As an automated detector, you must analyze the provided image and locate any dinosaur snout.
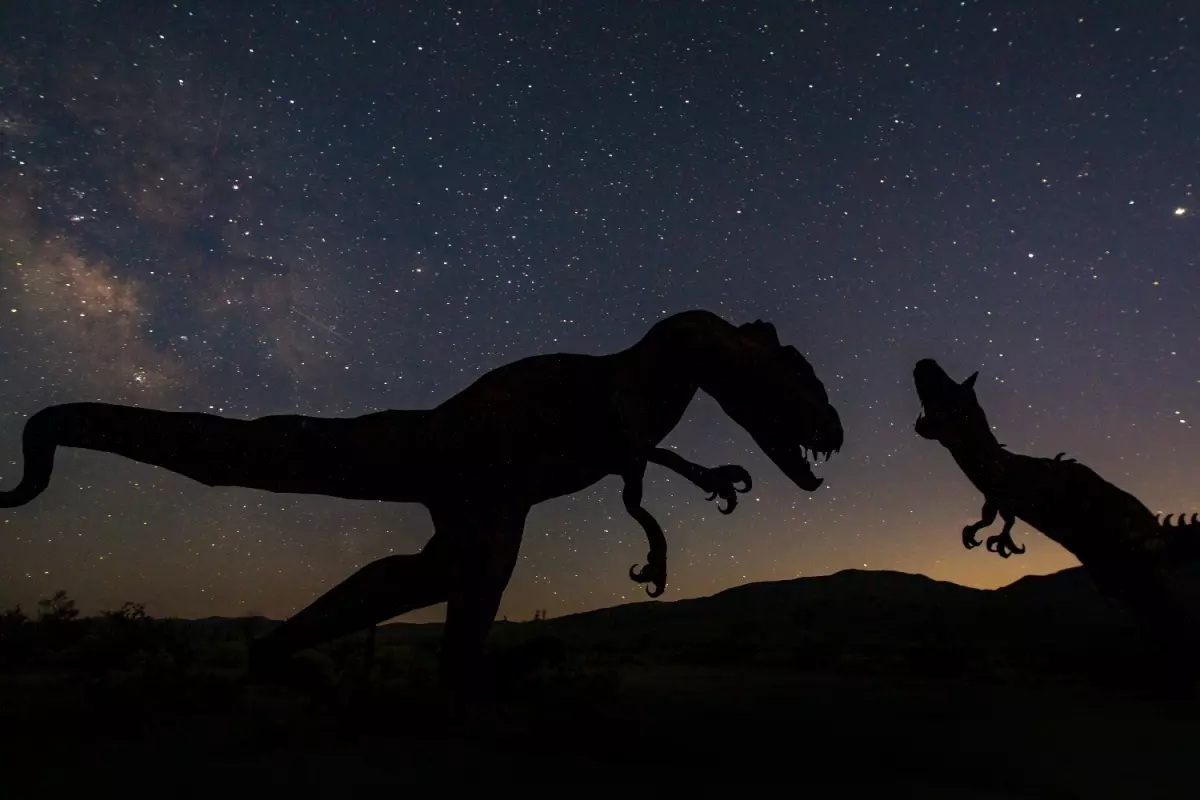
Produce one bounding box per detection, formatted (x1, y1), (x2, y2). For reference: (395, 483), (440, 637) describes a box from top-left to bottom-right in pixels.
(816, 405), (844, 456)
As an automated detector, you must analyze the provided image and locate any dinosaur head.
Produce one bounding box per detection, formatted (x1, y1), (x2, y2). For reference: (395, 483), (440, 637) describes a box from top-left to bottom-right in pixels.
(912, 358), (993, 447)
(706, 319), (843, 492)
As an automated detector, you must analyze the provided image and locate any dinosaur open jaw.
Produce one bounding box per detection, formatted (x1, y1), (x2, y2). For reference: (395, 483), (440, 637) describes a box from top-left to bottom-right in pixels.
(913, 359), (956, 406)
(716, 397), (837, 492)
(794, 448), (830, 491)
(757, 436), (834, 492)
(708, 320), (843, 493)
(749, 401), (842, 493)
(914, 393), (951, 440)
(912, 359), (959, 439)
(914, 410), (937, 439)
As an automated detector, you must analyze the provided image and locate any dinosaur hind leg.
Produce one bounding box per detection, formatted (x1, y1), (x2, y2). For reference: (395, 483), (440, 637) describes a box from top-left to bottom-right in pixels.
(249, 538), (455, 673)
(438, 503), (530, 695)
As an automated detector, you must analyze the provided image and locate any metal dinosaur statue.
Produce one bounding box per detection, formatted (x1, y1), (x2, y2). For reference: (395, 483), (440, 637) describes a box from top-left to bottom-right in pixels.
(912, 358), (1200, 682)
(0, 309), (843, 691)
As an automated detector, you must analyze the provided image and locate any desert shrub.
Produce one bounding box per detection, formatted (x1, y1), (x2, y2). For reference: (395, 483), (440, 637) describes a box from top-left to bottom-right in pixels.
(199, 639), (249, 670)
(32, 590), (85, 659)
(0, 605), (32, 668)
(70, 602), (196, 679)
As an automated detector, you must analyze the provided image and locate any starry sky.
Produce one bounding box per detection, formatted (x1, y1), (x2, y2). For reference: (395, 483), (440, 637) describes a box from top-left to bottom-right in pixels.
(1, 1), (1196, 623)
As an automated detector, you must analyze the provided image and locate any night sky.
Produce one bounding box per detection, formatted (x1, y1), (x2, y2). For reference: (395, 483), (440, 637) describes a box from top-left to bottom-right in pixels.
(1, 1), (1196, 624)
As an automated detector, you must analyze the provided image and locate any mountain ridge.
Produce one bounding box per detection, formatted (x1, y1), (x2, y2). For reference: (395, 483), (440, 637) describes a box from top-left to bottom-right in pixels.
(184, 564), (1092, 629)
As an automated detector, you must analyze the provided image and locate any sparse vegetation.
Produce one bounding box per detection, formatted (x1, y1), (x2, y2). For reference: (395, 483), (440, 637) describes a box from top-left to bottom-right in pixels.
(0, 572), (1196, 797)
(0, 566), (1183, 725)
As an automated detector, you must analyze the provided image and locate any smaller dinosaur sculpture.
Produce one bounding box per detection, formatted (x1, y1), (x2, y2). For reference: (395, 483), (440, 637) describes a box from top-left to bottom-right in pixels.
(912, 358), (1200, 684)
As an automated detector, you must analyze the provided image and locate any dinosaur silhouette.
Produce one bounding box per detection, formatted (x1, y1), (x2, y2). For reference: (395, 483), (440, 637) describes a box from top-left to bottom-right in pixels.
(0, 309), (843, 692)
(912, 358), (1200, 684)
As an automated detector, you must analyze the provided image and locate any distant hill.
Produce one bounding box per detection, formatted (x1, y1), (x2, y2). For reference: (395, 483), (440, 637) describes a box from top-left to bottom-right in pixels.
(179, 563), (1200, 683)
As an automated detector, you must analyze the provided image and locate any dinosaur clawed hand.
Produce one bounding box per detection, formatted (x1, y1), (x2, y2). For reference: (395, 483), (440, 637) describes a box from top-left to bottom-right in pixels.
(963, 521), (1025, 557)
(696, 464), (752, 514)
(962, 525), (983, 550)
(629, 553), (667, 598)
(986, 530), (1026, 558)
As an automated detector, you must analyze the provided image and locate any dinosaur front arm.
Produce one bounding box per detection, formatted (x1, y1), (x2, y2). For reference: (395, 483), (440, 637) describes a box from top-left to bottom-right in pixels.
(622, 462), (669, 598)
(647, 447), (752, 514)
(622, 450), (753, 597)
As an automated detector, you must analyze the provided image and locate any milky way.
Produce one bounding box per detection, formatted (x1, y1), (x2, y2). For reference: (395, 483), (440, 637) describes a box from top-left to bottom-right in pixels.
(1, 1), (1196, 622)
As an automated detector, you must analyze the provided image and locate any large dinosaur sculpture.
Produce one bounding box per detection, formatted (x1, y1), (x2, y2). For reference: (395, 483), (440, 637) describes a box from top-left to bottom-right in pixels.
(0, 309), (843, 691)
(911, 358), (1200, 682)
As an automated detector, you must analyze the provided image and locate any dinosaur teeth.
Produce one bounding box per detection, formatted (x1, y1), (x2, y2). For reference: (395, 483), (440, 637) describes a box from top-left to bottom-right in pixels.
(800, 447), (836, 465)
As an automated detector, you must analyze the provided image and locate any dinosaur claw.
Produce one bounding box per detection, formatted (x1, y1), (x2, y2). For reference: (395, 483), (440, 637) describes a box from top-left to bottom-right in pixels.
(986, 532), (1025, 558)
(729, 466), (752, 493)
(629, 557), (667, 597)
(699, 464), (752, 515)
(962, 525), (982, 549)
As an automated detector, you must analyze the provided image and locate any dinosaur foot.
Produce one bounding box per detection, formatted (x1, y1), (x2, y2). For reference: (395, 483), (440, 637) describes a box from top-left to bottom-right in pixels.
(629, 555), (667, 598)
(986, 531), (1026, 558)
(962, 525), (983, 550)
(698, 464), (753, 514)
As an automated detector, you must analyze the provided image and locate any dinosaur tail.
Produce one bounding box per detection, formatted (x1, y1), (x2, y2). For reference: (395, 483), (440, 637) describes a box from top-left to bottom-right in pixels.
(0, 406), (59, 508)
(0, 402), (380, 509)
(1157, 513), (1200, 565)
(0, 403), (243, 508)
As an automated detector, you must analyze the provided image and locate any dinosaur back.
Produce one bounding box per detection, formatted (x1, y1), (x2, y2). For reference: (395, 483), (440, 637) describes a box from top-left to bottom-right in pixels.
(999, 455), (1158, 559)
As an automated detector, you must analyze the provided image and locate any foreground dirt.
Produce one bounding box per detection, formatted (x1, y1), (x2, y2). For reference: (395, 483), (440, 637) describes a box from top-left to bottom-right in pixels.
(1, 666), (1196, 797)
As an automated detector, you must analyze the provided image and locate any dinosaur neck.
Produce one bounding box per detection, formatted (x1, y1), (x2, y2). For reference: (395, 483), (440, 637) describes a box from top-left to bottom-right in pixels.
(630, 309), (756, 407)
(942, 429), (1011, 493)
(613, 312), (712, 432)
(606, 308), (775, 449)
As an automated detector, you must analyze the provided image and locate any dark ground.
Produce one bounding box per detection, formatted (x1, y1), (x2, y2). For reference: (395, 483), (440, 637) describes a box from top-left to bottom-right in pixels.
(1, 664), (1196, 798)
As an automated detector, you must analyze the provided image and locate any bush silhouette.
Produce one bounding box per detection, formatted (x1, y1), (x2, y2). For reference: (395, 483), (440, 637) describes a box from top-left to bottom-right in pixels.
(0, 605), (31, 668)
